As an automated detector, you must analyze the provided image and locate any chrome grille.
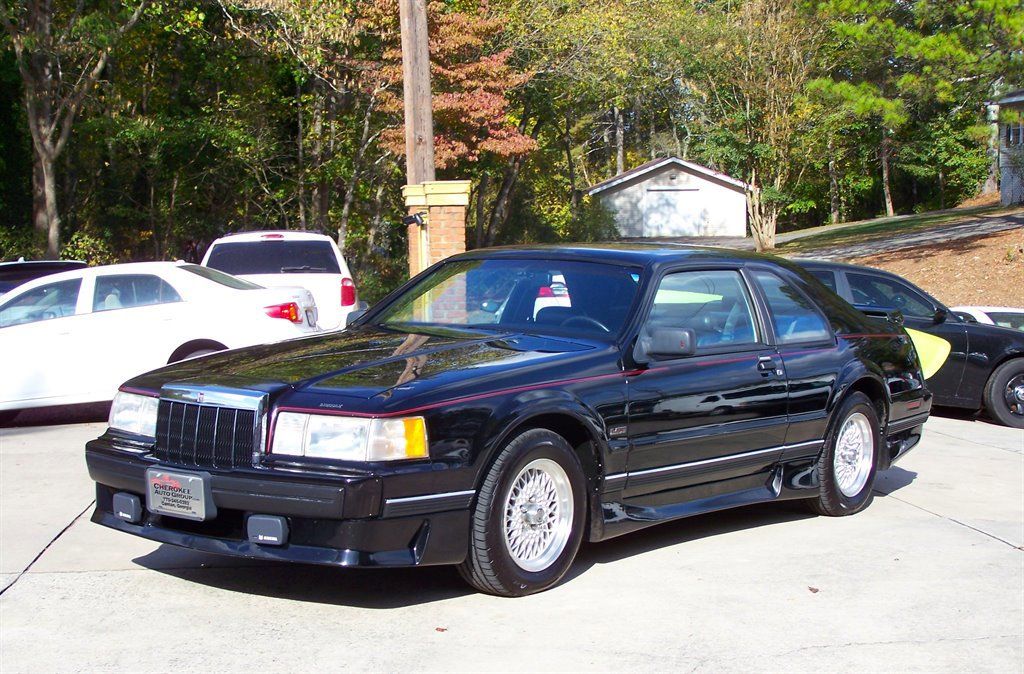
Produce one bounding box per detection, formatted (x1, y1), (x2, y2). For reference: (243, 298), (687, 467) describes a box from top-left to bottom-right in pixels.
(154, 400), (258, 469)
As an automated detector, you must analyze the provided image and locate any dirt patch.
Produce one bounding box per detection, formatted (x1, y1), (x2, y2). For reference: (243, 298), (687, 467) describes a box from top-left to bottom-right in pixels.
(957, 191), (1001, 208)
(849, 228), (1024, 307)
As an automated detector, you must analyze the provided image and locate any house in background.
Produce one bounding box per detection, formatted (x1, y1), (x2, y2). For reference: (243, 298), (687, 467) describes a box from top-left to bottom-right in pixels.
(997, 90), (1024, 206)
(586, 157), (750, 239)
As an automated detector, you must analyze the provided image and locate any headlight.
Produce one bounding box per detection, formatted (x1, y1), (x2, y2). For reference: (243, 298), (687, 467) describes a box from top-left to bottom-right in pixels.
(108, 391), (159, 437)
(272, 412), (428, 462)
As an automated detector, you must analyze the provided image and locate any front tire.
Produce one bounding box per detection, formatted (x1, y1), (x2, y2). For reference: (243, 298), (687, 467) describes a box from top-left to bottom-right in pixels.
(983, 359), (1024, 429)
(808, 392), (880, 516)
(458, 429), (586, 597)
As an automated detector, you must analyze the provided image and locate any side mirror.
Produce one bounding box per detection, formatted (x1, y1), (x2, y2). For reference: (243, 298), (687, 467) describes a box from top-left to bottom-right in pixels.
(933, 307), (948, 324)
(634, 327), (697, 364)
(481, 300), (501, 313)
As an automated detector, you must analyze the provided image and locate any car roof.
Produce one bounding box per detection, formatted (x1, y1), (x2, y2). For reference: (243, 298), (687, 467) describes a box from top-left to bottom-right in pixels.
(951, 305), (1024, 313)
(1, 261), (193, 295)
(210, 231), (337, 243)
(447, 243), (771, 267)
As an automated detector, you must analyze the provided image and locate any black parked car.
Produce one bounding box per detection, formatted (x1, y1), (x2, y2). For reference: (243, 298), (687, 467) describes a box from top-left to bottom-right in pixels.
(87, 245), (930, 596)
(0, 259), (87, 295)
(798, 260), (1024, 428)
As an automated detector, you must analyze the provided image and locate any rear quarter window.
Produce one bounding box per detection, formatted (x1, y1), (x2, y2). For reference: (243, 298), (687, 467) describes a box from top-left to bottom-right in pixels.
(206, 241), (341, 275)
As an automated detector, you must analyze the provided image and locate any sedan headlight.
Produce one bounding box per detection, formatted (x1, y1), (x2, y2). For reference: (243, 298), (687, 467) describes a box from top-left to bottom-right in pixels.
(108, 391), (159, 437)
(272, 412), (428, 462)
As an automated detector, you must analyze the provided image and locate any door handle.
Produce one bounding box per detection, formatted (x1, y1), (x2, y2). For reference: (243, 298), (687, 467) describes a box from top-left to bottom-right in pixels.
(757, 356), (783, 376)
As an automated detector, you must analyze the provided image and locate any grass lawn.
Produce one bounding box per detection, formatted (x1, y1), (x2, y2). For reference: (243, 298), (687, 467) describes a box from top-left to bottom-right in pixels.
(776, 205), (1013, 254)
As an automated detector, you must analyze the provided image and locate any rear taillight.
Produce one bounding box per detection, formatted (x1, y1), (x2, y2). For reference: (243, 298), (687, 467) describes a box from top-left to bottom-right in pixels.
(265, 302), (302, 323)
(341, 278), (356, 307)
(537, 286), (555, 298)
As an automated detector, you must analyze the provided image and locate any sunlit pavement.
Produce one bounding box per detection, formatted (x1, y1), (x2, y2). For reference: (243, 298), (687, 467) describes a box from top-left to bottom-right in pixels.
(1, 414), (1021, 672)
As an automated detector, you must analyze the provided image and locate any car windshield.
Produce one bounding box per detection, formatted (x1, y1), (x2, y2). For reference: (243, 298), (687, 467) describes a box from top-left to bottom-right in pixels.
(180, 264), (263, 290)
(372, 258), (642, 339)
(205, 240), (341, 275)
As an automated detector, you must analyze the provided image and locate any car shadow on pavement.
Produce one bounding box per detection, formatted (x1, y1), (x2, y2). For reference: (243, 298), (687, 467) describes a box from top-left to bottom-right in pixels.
(873, 466), (918, 496)
(131, 548), (474, 608)
(564, 501), (816, 585)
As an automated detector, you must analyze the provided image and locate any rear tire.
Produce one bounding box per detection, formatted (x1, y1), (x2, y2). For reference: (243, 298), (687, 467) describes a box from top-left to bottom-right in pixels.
(808, 392), (880, 517)
(457, 429), (586, 597)
(983, 359), (1024, 429)
(176, 348), (220, 362)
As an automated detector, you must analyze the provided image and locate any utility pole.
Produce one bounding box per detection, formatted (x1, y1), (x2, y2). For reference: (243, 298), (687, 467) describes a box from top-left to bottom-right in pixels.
(399, 0), (469, 279)
(398, 0), (435, 185)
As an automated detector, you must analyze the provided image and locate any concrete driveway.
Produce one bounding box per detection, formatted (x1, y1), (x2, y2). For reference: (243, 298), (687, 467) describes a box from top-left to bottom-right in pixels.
(1, 415), (1021, 672)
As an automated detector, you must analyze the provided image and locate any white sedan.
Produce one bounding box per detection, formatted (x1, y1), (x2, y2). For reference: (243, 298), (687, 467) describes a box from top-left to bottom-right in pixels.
(0, 261), (318, 413)
(951, 306), (1024, 332)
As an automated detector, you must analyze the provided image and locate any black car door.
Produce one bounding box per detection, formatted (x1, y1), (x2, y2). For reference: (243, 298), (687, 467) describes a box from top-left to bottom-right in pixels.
(842, 270), (969, 405)
(624, 267), (789, 498)
(747, 267), (844, 448)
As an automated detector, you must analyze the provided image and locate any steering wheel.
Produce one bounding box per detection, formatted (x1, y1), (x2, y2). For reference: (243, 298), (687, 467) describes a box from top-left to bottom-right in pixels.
(561, 315), (611, 333)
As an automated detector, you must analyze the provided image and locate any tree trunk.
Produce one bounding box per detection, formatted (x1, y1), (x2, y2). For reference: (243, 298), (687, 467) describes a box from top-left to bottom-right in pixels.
(32, 154), (48, 240)
(475, 173), (489, 249)
(296, 80), (307, 230)
(746, 175), (776, 252)
(40, 155), (60, 258)
(880, 133), (895, 217)
(563, 111), (579, 213)
(614, 106), (625, 175)
(827, 139), (840, 225)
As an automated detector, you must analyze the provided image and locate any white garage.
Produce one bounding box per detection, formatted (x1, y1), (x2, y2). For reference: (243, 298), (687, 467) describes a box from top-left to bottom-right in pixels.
(587, 157), (750, 238)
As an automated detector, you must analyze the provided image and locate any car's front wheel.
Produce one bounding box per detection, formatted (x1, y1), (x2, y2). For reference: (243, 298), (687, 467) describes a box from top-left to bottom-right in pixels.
(983, 359), (1024, 429)
(808, 392), (880, 516)
(458, 429), (586, 597)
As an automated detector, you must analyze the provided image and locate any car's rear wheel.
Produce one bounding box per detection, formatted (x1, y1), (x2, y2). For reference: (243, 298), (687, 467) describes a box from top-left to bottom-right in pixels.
(808, 392), (880, 516)
(983, 359), (1024, 429)
(457, 429), (586, 597)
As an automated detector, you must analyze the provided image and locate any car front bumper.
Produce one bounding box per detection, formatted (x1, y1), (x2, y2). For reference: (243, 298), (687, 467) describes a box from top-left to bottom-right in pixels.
(86, 441), (472, 568)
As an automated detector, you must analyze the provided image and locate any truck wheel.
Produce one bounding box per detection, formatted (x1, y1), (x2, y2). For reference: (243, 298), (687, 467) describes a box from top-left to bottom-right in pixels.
(808, 392), (880, 517)
(983, 359), (1024, 429)
(457, 429), (586, 597)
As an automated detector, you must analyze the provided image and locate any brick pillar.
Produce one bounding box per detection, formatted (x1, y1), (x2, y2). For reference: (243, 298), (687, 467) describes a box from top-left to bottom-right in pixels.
(402, 180), (471, 277)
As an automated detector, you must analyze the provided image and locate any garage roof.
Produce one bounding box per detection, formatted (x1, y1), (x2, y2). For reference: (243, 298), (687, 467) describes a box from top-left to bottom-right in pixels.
(586, 157), (750, 195)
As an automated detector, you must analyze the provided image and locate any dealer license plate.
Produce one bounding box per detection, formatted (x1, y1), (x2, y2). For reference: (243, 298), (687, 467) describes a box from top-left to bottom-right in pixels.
(146, 468), (209, 521)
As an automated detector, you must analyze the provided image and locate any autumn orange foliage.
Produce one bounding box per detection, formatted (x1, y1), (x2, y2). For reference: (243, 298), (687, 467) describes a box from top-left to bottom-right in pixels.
(363, 0), (535, 168)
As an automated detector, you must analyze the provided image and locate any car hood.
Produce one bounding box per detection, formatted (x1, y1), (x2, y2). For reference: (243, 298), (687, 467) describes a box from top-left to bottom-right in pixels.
(126, 325), (597, 402)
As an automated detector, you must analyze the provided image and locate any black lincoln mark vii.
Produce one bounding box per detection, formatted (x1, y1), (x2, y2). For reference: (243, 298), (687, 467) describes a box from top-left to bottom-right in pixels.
(87, 245), (930, 596)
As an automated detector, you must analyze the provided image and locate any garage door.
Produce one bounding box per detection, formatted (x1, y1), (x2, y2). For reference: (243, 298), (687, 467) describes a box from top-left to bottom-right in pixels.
(643, 188), (701, 237)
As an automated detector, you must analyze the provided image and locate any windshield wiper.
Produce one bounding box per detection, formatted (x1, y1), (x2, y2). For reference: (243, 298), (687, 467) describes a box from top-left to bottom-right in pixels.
(280, 265), (327, 272)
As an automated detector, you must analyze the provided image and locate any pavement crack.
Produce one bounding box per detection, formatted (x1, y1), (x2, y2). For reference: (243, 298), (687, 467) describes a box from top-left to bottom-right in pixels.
(926, 428), (1023, 455)
(0, 500), (94, 597)
(774, 634), (1018, 657)
(873, 489), (1020, 549)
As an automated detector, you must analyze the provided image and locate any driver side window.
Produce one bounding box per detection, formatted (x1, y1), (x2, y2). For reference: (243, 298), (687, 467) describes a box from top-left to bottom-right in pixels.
(646, 270), (758, 349)
(846, 272), (934, 319)
(0, 278), (82, 328)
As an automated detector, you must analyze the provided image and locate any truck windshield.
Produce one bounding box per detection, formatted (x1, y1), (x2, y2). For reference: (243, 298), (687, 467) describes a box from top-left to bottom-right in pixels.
(372, 258), (642, 339)
(206, 241), (341, 275)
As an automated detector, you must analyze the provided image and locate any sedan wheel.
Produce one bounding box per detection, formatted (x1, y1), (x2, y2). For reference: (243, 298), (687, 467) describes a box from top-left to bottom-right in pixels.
(984, 360), (1024, 429)
(502, 458), (575, 573)
(833, 412), (874, 498)
(458, 429), (586, 596)
(809, 392), (880, 516)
